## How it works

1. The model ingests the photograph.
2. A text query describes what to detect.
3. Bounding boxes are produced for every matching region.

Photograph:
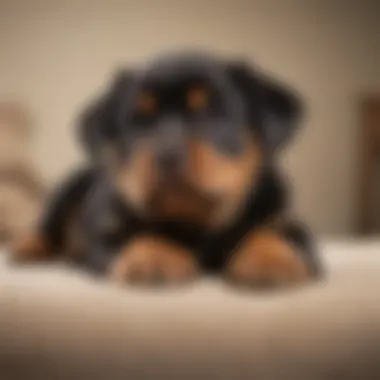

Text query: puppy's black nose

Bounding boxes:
[158,152,182,173]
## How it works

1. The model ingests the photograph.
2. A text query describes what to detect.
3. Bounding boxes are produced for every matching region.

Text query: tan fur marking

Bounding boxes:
[187,86,209,111]
[149,185,215,222]
[115,141,156,213]
[136,92,157,115]
[226,228,309,287]
[188,137,262,228]
[11,233,52,262]
[108,235,199,284]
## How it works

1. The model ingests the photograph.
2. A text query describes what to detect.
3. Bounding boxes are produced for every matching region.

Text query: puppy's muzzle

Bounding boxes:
[155,117,187,180]
[157,150,184,175]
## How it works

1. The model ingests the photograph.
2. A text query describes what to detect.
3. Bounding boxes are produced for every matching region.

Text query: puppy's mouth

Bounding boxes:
[147,178,219,223]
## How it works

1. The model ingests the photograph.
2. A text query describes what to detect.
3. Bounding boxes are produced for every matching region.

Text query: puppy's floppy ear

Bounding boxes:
[228,63,303,153]
[77,69,132,165]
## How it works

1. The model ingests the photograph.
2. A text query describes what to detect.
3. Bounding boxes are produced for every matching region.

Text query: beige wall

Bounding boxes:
[0,0,378,234]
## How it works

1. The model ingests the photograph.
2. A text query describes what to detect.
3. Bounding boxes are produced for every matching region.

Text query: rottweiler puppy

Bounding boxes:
[12,52,321,288]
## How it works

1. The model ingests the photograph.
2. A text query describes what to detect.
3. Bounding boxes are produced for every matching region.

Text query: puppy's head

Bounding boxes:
[82,52,302,228]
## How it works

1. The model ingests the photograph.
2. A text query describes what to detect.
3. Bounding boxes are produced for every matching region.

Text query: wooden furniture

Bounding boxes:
[358,96,380,234]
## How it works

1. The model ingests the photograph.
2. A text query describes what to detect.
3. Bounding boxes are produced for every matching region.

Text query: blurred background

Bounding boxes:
[0,0,379,236]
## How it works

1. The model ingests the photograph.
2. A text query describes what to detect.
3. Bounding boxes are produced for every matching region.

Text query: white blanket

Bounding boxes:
[0,240,380,380]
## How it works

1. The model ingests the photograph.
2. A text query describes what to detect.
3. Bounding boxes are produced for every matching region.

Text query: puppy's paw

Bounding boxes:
[10,233,52,263]
[108,236,199,285]
[225,229,309,289]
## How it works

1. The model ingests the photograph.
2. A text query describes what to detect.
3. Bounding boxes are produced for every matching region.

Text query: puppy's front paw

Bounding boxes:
[108,236,199,285]
[10,233,52,263]
[225,229,309,289]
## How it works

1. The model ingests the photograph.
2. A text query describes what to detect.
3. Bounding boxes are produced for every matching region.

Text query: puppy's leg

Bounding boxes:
[11,168,96,262]
[225,222,318,288]
[11,234,52,262]
[108,235,199,285]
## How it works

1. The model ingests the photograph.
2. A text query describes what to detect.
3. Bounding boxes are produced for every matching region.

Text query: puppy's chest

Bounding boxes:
[96,202,275,269]
[99,206,208,251]
[96,167,286,266]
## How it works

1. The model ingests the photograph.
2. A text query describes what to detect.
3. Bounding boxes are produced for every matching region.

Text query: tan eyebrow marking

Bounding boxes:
[136,92,157,114]
[187,86,209,111]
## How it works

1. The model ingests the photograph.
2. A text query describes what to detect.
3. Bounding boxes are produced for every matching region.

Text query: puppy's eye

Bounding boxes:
[187,87,209,111]
[135,92,157,115]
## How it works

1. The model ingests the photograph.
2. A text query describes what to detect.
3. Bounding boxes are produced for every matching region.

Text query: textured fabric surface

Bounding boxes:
[0,240,380,380]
